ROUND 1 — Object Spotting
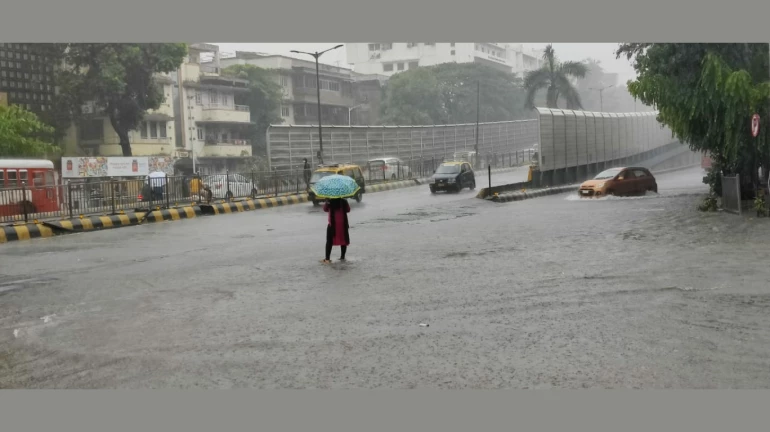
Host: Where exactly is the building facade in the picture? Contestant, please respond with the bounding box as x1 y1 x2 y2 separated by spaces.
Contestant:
213 52 384 126
0 43 56 115
345 43 543 77
173 43 253 174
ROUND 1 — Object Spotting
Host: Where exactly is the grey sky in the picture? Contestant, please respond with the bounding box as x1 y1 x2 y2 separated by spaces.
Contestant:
212 42 638 84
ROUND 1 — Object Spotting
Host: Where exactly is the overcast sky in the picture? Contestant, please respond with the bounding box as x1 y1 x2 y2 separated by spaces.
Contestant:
213 42 637 83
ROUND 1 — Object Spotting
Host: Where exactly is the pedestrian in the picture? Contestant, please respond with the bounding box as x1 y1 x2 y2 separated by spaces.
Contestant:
322 198 350 264
303 158 312 189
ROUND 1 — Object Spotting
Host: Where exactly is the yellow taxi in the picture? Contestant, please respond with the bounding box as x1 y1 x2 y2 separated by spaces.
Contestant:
308 163 366 206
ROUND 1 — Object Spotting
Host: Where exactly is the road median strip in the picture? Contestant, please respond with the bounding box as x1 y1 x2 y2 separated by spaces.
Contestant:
1 166 524 244
489 185 577 203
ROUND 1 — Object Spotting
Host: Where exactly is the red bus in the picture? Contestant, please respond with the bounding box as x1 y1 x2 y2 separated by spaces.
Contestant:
0 159 62 219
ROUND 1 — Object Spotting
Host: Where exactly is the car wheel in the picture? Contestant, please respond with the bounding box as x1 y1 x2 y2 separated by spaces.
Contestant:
225 191 234 200
470 181 476 190
355 192 362 203
391 174 397 180
312 200 320 207
430 186 436 194
250 188 259 199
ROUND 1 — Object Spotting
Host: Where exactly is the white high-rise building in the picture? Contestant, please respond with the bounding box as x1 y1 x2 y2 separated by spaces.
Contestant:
345 43 543 77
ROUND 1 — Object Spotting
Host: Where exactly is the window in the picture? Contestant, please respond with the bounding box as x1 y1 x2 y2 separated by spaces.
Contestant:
450 43 455 47
0 170 4 185
0 51 4 58
33 172 44 187
294 105 305 117
383 63 394 72
19 170 28 184
451 50 456 56
281 106 290 117
210 91 218 104
221 94 228 105
408 62 418 69
158 122 167 138
280 75 289 87
407 43 418 48
150 121 158 138
397 63 405 71
368 44 381 51
140 121 148 138
197 128 204 140
195 91 202 105
319 80 340 91
7 170 17 185
381 43 393 50
45 171 54 186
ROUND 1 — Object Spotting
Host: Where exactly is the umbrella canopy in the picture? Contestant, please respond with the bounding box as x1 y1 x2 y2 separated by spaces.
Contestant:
311 174 360 199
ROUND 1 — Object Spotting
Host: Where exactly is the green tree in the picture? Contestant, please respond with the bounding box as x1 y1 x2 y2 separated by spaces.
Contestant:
524 44 588 109
380 62 528 125
47 43 187 156
221 64 284 156
616 43 770 193
0 104 58 157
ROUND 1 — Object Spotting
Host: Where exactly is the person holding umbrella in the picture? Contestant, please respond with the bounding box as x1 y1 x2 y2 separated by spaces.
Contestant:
311 174 360 264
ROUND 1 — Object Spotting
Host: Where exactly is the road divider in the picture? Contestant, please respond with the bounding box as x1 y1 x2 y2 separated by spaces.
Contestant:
1 166 525 244
488 185 577 203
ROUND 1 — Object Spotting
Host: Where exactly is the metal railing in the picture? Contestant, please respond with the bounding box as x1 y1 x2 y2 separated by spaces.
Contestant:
721 174 741 215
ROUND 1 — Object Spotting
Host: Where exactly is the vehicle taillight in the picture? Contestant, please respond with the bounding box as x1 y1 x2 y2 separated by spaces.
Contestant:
138 194 143 201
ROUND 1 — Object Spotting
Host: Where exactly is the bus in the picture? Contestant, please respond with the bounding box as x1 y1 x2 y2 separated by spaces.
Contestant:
0 159 61 219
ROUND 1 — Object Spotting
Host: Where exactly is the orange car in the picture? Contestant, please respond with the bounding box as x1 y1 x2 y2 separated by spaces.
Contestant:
578 167 658 198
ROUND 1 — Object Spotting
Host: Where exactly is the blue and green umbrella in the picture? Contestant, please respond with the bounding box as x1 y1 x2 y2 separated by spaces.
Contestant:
311 174 360 199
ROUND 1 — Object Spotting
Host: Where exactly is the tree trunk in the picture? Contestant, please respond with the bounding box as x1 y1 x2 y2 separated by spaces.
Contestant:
108 112 132 156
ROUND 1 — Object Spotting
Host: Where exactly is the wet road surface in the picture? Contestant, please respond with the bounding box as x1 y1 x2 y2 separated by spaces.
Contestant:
3 167 770 389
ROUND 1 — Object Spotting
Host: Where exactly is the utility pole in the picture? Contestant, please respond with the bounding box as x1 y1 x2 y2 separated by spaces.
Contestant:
475 81 480 167
290 44 344 165
589 84 613 112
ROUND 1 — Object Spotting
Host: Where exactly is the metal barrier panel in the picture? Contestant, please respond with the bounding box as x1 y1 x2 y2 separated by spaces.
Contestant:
721 174 742 214
552 110 567 170
565 110 578 167
575 111 587 166
538 109 554 170
267 120 541 172
585 112 598 164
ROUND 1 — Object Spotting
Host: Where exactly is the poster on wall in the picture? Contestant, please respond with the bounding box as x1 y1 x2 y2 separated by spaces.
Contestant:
61 157 168 178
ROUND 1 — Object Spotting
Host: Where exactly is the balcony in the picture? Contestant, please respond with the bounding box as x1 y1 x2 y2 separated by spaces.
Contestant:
200 64 220 76
199 104 251 124
201 139 252 158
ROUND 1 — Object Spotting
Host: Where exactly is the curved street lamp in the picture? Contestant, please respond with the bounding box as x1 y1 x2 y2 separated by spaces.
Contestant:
290 44 344 165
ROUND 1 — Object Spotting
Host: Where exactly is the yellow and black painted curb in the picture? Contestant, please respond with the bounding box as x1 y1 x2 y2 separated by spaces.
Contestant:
1 206 202 244
201 195 309 215
1 223 58 243
490 185 577 203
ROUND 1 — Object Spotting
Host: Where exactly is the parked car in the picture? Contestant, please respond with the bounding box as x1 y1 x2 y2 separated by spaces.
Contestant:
578 167 658 198
366 157 411 180
428 161 476 194
204 173 258 200
308 163 366 206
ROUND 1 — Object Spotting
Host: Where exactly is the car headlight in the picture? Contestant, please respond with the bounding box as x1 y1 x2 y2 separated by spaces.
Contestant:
447 178 456 183
428 178 435 184
595 182 605 189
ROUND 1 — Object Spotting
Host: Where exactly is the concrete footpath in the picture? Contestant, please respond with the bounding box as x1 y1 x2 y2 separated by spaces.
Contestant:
1 166 523 244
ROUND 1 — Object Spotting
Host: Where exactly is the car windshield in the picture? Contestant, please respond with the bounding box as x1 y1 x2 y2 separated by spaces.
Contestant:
436 164 461 174
310 171 334 183
594 169 622 180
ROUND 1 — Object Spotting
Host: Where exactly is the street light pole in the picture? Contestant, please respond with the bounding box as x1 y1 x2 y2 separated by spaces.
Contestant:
291 44 343 165
348 103 366 126
475 81 480 167
589 84 613 112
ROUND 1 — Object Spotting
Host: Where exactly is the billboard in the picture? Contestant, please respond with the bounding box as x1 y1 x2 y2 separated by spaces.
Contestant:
61 156 175 178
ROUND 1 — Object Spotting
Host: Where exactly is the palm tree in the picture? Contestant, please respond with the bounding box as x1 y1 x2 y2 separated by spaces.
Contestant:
524 45 588 110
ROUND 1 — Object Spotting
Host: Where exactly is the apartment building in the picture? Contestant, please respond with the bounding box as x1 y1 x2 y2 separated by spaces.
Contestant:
0 43 56 115
345 43 543 77
173 43 253 174
61 74 178 158
212 51 384 126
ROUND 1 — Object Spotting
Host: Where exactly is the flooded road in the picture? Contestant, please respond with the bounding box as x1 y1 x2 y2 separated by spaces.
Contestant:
2 167 770 388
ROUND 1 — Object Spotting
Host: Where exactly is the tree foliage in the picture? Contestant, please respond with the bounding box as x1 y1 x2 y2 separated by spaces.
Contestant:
0 104 58 157
221 64 284 156
616 43 770 193
46 43 187 156
524 45 588 109
380 62 529 125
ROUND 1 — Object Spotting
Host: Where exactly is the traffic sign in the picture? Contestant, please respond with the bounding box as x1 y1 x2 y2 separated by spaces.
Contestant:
751 113 760 138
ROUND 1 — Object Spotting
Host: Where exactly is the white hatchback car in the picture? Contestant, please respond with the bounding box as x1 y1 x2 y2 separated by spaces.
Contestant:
205 174 258 199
